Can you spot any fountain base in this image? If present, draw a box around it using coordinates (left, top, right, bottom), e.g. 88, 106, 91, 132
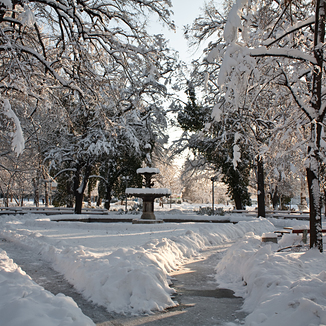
132, 218, 163, 224
126, 187, 170, 223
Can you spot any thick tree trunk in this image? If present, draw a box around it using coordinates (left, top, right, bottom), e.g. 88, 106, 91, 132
307, 164, 323, 251
257, 156, 265, 218
234, 194, 243, 210
75, 192, 83, 214
74, 164, 91, 214
307, 0, 325, 251
104, 185, 112, 210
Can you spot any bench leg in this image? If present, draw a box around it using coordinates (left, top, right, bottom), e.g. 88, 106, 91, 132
302, 229, 308, 244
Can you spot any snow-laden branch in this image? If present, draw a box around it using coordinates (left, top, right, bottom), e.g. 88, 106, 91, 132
250, 47, 317, 65
89, 175, 108, 184
53, 168, 77, 179
264, 16, 315, 48
0, 44, 83, 94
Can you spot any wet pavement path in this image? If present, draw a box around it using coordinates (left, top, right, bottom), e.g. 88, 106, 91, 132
0, 239, 246, 326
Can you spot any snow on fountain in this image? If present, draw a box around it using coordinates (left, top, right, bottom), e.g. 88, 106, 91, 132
125, 145, 171, 224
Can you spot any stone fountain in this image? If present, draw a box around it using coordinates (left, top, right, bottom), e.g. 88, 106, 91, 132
125, 145, 171, 224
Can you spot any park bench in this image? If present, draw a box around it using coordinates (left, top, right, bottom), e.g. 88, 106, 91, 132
291, 228, 326, 243
291, 228, 326, 234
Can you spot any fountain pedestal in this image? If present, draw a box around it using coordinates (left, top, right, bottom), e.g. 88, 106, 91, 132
125, 167, 171, 224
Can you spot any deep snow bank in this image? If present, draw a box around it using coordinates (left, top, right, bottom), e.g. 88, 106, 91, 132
215, 233, 326, 326
0, 250, 95, 326
0, 216, 274, 315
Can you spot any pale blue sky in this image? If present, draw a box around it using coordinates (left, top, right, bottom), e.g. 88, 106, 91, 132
150, 0, 220, 63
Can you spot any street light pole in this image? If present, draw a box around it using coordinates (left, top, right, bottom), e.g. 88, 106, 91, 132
211, 176, 218, 214
122, 176, 130, 214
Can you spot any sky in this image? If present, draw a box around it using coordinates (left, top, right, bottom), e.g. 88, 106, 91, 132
150, 0, 223, 64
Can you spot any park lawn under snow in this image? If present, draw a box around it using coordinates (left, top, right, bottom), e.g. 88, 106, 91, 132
0, 204, 324, 326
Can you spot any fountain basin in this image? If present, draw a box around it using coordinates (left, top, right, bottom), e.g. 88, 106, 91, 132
126, 188, 171, 196
136, 167, 160, 174
126, 188, 171, 223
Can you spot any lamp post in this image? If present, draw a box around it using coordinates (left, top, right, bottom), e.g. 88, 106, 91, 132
211, 176, 218, 213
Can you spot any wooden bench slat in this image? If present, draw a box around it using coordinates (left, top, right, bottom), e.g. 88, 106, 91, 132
292, 229, 326, 234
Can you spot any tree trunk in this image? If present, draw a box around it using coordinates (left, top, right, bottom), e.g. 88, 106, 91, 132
75, 192, 83, 214
44, 181, 49, 207
234, 194, 243, 210
324, 189, 326, 218
32, 178, 40, 207
74, 164, 91, 214
306, 0, 325, 251
257, 156, 266, 218
271, 185, 279, 210
104, 185, 112, 210
307, 164, 323, 251
67, 181, 74, 208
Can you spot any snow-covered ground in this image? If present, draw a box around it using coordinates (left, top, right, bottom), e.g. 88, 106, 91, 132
0, 203, 324, 326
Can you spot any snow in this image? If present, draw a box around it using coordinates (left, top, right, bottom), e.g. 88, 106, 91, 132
212, 103, 222, 121
233, 144, 241, 169
0, 0, 11, 9
2, 99, 25, 156
263, 16, 315, 47
0, 250, 93, 326
215, 232, 326, 326
224, 0, 248, 43
18, 5, 35, 27
136, 167, 160, 174
0, 204, 325, 325
125, 187, 171, 195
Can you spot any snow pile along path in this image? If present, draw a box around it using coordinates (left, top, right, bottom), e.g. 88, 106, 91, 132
0, 215, 275, 316
215, 232, 326, 326
0, 249, 95, 326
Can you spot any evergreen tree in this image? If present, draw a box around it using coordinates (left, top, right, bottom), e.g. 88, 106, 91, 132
177, 83, 252, 209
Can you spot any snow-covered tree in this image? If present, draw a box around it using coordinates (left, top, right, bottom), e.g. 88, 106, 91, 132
0, 0, 176, 96
187, 0, 324, 250
218, 0, 324, 250
183, 2, 293, 217
0, 0, 180, 212
180, 159, 230, 205
153, 152, 182, 198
